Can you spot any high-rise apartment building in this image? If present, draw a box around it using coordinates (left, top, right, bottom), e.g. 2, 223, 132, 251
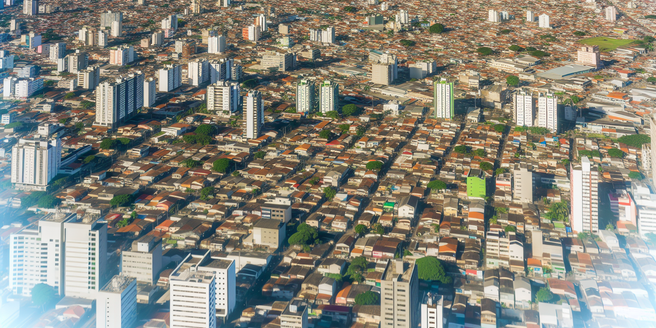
23, 0, 37, 15
111, 20, 122, 37
281, 300, 308, 328
77, 65, 100, 90
433, 79, 454, 119
67, 51, 88, 74
3, 77, 43, 99
369, 52, 398, 85
9, 212, 75, 296
651, 115, 656, 181
100, 11, 122, 28
381, 260, 419, 328
64, 216, 107, 299
261, 51, 296, 72
243, 91, 263, 139
161, 14, 178, 32
243, 25, 260, 41
633, 181, 656, 236
143, 77, 157, 107
319, 80, 339, 114
408, 60, 436, 79
605, 6, 617, 22
208, 35, 226, 54
11, 135, 61, 190
571, 157, 599, 233
255, 14, 267, 32
577, 46, 600, 68
158, 64, 182, 92
95, 72, 145, 129
396, 9, 409, 24
49, 42, 66, 62
207, 81, 240, 114
513, 165, 534, 203
209, 59, 231, 83
488, 10, 500, 22
526, 10, 534, 22
537, 92, 558, 132
151, 32, 164, 47
97, 274, 137, 328
538, 14, 550, 28
309, 27, 335, 44
170, 252, 217, 328
514, 90, 534, 127
98, 30, 108, 48
197, 256, 236, 325
190, 0, 202, 14
421, 293, 443, 328
296, 80, 315, 114
121, 235, 162, 285
109, 46, 135, 66
189, 60, 210, 86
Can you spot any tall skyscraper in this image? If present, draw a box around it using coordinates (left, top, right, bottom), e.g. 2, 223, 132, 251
64, 216, 108, 299
207, 81, 240, 114
189, 60, 210, 86
514, 90, 534, 127
97, 274, 137, 328
571, 157, 599, 233
577, 46, 600, 68
243, 91, 263, 139
95, 72, 145, 129
100, 11, 122, 28
296, 80, 315, 114
9, 212, 76, 296
143, 77, 157, 107
208, 35, 226, 54
605, 6, 617, 22
11, 136, 61, 190
538, 14, 550, 28
158, 64, 182, 92
170, 252, 217, 328
319, 80, 339, 114
381, 260, 419, 328
23, 0, 37, 15
109, 46, 135, 66
433, 79, 454, 119
537, 92, 558, 132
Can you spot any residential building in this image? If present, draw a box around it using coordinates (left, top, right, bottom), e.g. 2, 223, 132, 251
109, 46, 135, 66
190, 0, 201, 14
605, 6, 617, 22
77, 66, 100, 90
296, 79, 315, 114
67, 51, 88, 73
281, 300, 308, 328
260, 203, 292, 224
488, 10, 500, 22
209, 59, 231, 83
161, 14, 178, 32
11, 135, 61, 190
121, 235, 162, 285
396, 9, 409, 24
319, 80, 339, 114
1, 51, 14, 70
158, 64, 182, 92
526, 11, 534, 22
96, 274, 137, 328
513, 165, 533, 203
433, 79, 454, 119
608, 189, 636, 225
632, 181, 656, 236
467, 169, 487, 199
208, 35, 226, 54
98, 30, 108, 48
252, 219, 285, 250
100, 11, 122, 28
577, 46, 600, 69
207, 81, 240, 114
514, 90, 534, 127
64, 217, 108, 299
408, 60, 436, 79
421, 293, 443, 328
538, 14, 550, 28
261, 51, 296, 72
255, 14, 267, 32
49, 42, 66, 62
1, 112, 15, 124
23, 0, 37, 15
243, 25, 260, 42
189, 60, 210, 86
143, 77, 157, 107
9, 212, 76, 296
243, 91, 263, 139
537, 92, 558, 132
381, 260, 418, 328
3, 77, 43, 99
571, 157, 599, 233
370, 52, 397, 85
95, 72, 145, 129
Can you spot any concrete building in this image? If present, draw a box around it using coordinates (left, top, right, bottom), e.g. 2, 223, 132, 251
100, 11, 122, 28
488, 10, 500, 22
632, 182, 656, 236
255, 14, 268, 32
9, 212, 76, 296
281, 300, 308, 328
97, 274, 137, 328
538, 14, 550, 28
319, 80, 339, 114
190, 0, 201, 14
209, 59, 230, 83
207, 81, 240, 114
98, 30, 108, 48
77, 66, 100, 90
513, 165, 534, 203
144, 77, 157, 107
64, 217, 108, 299
197, 256, 236, 325
370, 52, 397, 85
121, 235, 162, 285
260, 203, 292, 224
537, 92, 558, 132
381, 260, 418, 328
514, 90, 534, 127
4, 77, 43, 99
11, 136, 61, 191
49, 42, 66, 62
95, 72, 145, 129
170, 252, 218, 328
243, 91, 263, 139
208, 35, 226, 54
526, 10, 534, 22
279, 24, 290, 35
189, 60, 210, 86
408, 60, 436, 79
161, 14, 178, 32
252, 219, 285, 250
243, 25, 260, 42
605, 6, 617, 22
571, 157, 599, 233
433, 79, 454, 119
261, 51, 296, 72
467, 169, 487, 199
396, 9, 409, 24
421, 293, 443, 328
158, 64, 182, 92
67, 51, 88, 74
577, 46, 601, 69
23, 0, 37, 15
296, 79, 315, 114
109, 46, 135, 66
651, 116, 656, 181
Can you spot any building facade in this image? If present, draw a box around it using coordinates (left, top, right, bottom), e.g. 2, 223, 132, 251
434, 80, 454, 119
381, 260, 418, 328
96, 274, 137, 328
95, 72, 145, 129
296, 79, 315, 114
11, 136, 61, 190
514, 90, 534, 127
207, 81, 240, 114
121, 235, 162, 285
537, 92, 558, 132
64, 217, 108, 299
571, 157, 599, 233
319, 80, 339, 114
158, 64, 182, 92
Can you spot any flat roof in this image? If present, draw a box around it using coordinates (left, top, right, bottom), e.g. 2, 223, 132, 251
537, 65, 595, 80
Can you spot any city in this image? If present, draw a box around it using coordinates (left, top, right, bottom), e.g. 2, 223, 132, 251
0, 0, 655, 327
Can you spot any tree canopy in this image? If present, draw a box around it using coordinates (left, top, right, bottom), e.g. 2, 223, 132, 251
354, 224, 367, 236
355, 291, 380, 305
416, 256, 452, 284
31, 283, 57, 309
544, 201, 569, 222
325, 111, 340, 119
477, 47, 493, 56
254, 151, 266, 159
535, 287, 554, 303
319, 129, 332, 139
200, 187, 215, 200
506, 75, 519, 86
427, 180, 447, 191
429, 23, 444, 34
195, 124, 216, 136
37, 195, 61, 208
618, 134, 650, 148
505, 225, 517, 232
494, 124, 505, 133
480, 162, 493, 171
629, 171, 644, 180
288, 223, 319, 246
323, 186, 337, 200
607, 148, 624, 158
213, 158, 232, 173
342, 104, 359, 116
110, 194, 133, 207
509, 45, 523, 51
366, 160, 383, 171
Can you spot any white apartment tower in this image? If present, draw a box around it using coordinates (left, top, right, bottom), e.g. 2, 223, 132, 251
538, 14, 550, 28
23, 0, 37, 15
64, 217, 108, 299
161, 14, 178, 32
197, 257, 236, 324
189, 60, 210, 86
433, 80, 454, 119
11, 136, 62, 190
158, 64, 182, 92
98, 30, 108, 48
111, 20, 123, 37
421, 294, 443, 328
537, 92, 558, 132
67, 51, 88, 74
577, 46, 601, 69
144, 78, 157, 108
488, 10, 500, 22
207, 81, 240, 114
95, 72, 145, 129
247, 25, 260, 42
121, 235, 163, 285
513, 165, 534, 203
296, 80, 315, 114
322, 27, 335, 44
109, 46, 135, 66
381, 260, 419, 328
396, 10, 409, 24
100, 11, 123, 28
514, 90, 534, 127
605, 6, 617, 22
170, 253, 217, 328
571, 157, 599, 233
256, 14, 268, 32
77, 66, 100, 90
97, 274, 137, 328
208, 35, 226, 54
209, 59, 231, 83
526, 11, 534, 22
319, 80, 339, 114
9, 212, 76, 296
243, 91, 264, 139
49, 42, 66, 62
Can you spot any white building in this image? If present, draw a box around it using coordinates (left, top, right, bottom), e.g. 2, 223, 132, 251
77, 66, 100, 90
161, 14, 178, 32
488, 10, 500, 22
515, 90, 534, 127
632, 182, 656, 236
189, 60, 210, 86
110, 20, 123, 37
571, 157, 599, 233
197, 257, 236, 325
651, 116, 656, 181
209, 59, 232, 83
243, 91, 263, 139
513, 165, 534, 203
100, 11, 122, 28
97, 274, 137, 328
158, 64, 182, 92
207, 81, 240, 114
109, 46, 135, 66
49, 42, 66, 62
433, 79, 454, 119
144, 77, 157, 107
95, 72, 145, 129
396, 9, 409, 24
408, 60, 436, 80
64, 217, 107, 299
151, 32, 164, 47
98, 30, 108, 48
67, 51, 88, 74
537, 92, 558, 132
208, 35, 226, 54
319, 80, 339, 114
11, 136, 61, 190
421, 293, 443, 328
4, 77, 43, 99
170, 252, 217, 328
245, 24, 261, 42
605, 6, 617, 22
538, 14, 550, 28
256, 14, 267, 32
9, 212, 76, 296
121, 235, 163, 285
526, 11, 534, 22
296, 79, 315, 114
23, 0, 37, 15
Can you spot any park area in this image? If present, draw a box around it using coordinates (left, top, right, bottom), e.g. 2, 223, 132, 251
579, 37, 636, 52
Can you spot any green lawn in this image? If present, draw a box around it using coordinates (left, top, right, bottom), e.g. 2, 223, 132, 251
579, 37, 636, 52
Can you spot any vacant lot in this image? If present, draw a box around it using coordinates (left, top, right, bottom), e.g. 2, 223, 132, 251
579, 37, 636, 52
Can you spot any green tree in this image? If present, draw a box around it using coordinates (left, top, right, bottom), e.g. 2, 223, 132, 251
454, 145, 468, 154
99, 139, 116, 149
545, 201, 569, 222
343, 6, 356, 12
608, 148, 624, 158
213, 158, 232, 173
506, 75, 519, 87
473, 149, 487, 157
570, 95, 580, 103
323, 186, 337, 200
495, 168, 507, 175
182, 158, 201, 168
416, 256, 452, 284
618, 134, 650, 148
366, 160, 383, 171
195, 124, 216, 136
647, 77, 656, 84
606, 223, 615, 231
254, 151, 266, 159
427, 180, 447, 192
342, 104, 359, 116
200, 186, 215, 200
505, 225, 517, 232
494, 124, 505, 133
355, 291, 380, 305
374, 223, 385, 235
535, 287, 554, 303
509, 45, 523, 51
319, 129, 332, 140
477, 47, 493, 56
64, 92, 75, 99
354, 224, 367, 236
31, 283, 57, 310
37, 195, 61, 208
326, 273, 343, 282
288, 223, 319, 246
326, 111, 340, 119
338, 124, 351, 133
356, 126, 367, 137
574, 31, 586, 36
82, 155, 95, 164
629, 171, 644, 180
480, 162, 493, 171
429, 23, 444, 34
81, 101, 95, 109
400, 39, 416, 47
241, 79, 258, 88
530, 50, 549, 58
110, 194, 133, 207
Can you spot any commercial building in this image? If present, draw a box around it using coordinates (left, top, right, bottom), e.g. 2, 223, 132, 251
296, 80, 315, 114
9, 212, 76, 296
577, 46, 601, 69
261, 51, 296, 72
158, 64, 182, 92
513, 165, 534, 203
571, 157, 599, 233
467, 169, 487, 199
97, 274, 137, 328
95, 72, 145, 129
319, 80, 339, 114
77, 66, 100, 90
381, 260, 419, 328
243, 91, 263, 139
281, 300, 309, 328
514, 90, 534, 127
433, 79, 454, 119
121, 235, 162, 285
252, 219, 285, 250
207, 81, 240, 114
537, 92, 558, 132
421, 293, 443, 328
64, 216, 108, 299
197, 257, 236, 325
11, 135, 61, 190
633, 181, 656, 236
